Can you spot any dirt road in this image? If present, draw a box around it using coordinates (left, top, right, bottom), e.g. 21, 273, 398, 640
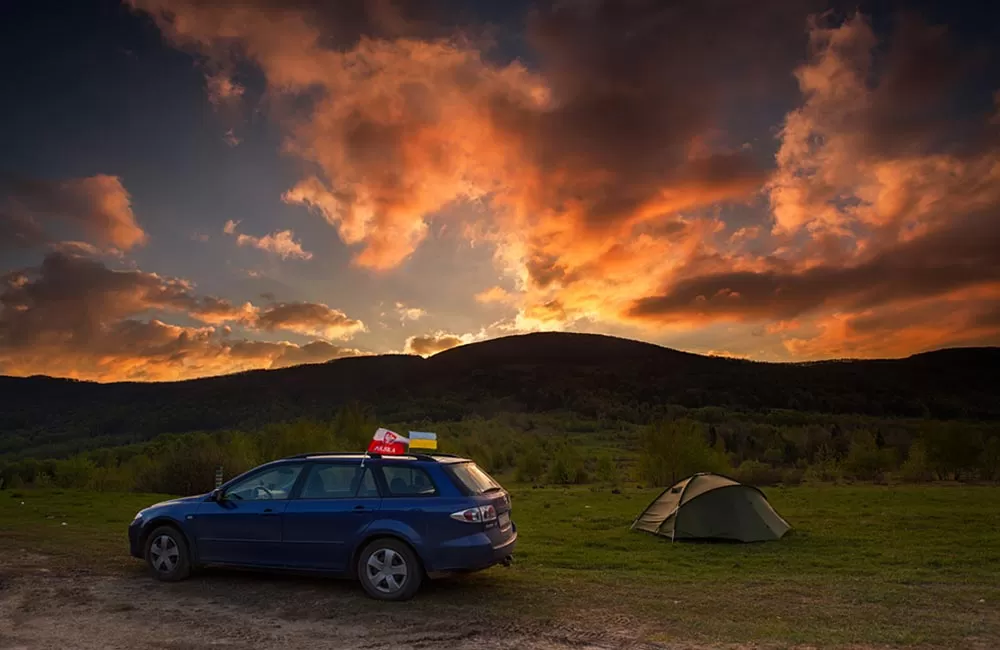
0, 554, 664, 650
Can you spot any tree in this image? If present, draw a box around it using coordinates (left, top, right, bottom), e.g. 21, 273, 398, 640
981, 436, 1000, 482
899, 440, 933, 482
843, 431, 894, 481
595, 455, 621, 487
921, 423, 984, 480
333, 402, 378, 451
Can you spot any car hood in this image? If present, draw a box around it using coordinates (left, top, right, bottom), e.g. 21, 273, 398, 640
145, 494, 207, 510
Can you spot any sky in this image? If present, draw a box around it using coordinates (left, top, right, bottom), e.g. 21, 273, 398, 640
1, 0, 1000, 382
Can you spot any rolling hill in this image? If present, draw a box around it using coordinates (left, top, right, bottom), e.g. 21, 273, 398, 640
2, 332, 999, 458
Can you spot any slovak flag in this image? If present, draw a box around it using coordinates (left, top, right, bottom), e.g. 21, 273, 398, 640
367, 427, 409, 455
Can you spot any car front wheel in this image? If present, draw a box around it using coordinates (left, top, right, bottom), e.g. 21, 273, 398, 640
357, 538, 422, 601
144, 525, 191, 582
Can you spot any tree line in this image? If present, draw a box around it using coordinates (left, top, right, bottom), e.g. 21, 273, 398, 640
1, 404, 997, 494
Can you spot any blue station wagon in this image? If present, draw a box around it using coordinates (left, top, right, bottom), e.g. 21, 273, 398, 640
128, 452, 517, 600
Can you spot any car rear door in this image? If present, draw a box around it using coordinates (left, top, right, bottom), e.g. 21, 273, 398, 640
280, 462, 382, 572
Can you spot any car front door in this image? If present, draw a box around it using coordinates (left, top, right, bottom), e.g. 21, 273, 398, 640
281, 462, 382, 572
193, 463, 305, 566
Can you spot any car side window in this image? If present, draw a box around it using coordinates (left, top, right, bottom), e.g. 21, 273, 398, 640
381, 466, 437, 497
299, 465, 380, 499
225, 464, 303, 501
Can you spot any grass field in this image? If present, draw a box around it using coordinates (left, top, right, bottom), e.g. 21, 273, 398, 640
2, 484, 999, 648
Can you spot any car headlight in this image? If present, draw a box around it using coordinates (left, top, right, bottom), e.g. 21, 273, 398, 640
133, 510, 145, 521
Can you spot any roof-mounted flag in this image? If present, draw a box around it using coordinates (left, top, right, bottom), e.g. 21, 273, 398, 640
409, 431, 437, 450
368, 427, 409, 455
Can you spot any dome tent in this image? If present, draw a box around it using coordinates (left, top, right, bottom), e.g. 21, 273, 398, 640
631, 473, 790, 542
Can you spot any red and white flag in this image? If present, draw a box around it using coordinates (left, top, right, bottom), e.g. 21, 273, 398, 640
367, 427, 409, 455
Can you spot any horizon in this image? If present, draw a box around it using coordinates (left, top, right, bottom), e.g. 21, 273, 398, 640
3, 0, 1000, 381
3, 330, 997, 385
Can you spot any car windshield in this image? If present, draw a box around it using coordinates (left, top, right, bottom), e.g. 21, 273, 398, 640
448, 462, 502, 495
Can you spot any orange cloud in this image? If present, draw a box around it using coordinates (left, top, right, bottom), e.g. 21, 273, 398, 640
255, 302, 365, 340
475, 286, 513, 305
394, 302, 425, 322
0, 251, 366, 381
129, 0, 785, 318
129, 2, 1000, 360
626, 12, 1000, 351
1, 174, 147, 252
236, 230, 312, 260
223, 220, 312, 260
783, 287, 1000, 360
403, 331, 479, 356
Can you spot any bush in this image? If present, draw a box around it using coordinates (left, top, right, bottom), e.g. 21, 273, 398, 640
899, 440, 933, 482
781, 467, 804, 486
546, 446, 588, 484
595, 455, 621, 486
981, 436, 1000, 482
515, 444, 545, 483
51, 457, 96, 489
638, 419, 728, 486
843, 431, 895, 481
734, 460, 782, 486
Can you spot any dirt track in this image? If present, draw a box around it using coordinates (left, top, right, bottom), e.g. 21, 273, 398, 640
0, 554, 664, 650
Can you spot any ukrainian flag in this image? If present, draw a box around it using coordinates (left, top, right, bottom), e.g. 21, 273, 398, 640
408, 431, 437, 450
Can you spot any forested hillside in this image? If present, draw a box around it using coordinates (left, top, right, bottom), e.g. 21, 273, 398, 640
2, 332, 999, 459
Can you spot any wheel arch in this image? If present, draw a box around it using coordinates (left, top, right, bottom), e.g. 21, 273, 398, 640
141, 517, 197, 563
350, 532, 425, 579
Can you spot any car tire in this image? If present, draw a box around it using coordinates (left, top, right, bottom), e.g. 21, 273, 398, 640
144, 525, 191, 582
357, 538, 423, 601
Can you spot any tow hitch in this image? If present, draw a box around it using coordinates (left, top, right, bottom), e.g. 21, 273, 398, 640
501, 555, 514, 567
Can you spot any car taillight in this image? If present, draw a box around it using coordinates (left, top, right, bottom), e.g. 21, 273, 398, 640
450, 505, 497, 523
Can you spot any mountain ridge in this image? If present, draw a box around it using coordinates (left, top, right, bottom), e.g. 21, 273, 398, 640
2, 332, 999, 459
2, 331, 994, 387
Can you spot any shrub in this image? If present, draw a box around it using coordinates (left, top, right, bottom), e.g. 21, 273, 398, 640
51, 457, 96, 489
638, 419, 728, 486
981, 436, 1000, 482
515, 444, 545, 483
734, 460, 782, 486
546, 446, 588, 484
899, 440, 933, 482
595, 455, 622, 486
781, 467, 804, 486
843, 431, 895, 481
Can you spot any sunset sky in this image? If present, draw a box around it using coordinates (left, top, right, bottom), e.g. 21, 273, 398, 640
2, 0, 1000, 382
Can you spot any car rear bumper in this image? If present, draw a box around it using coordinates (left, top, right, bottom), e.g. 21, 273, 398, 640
428, 524, 517, 574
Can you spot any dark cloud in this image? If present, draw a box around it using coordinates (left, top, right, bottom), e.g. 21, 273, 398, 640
629, 210, 1000, 322
491, 0, 818, 231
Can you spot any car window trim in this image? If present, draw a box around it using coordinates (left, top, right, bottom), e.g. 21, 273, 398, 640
293, 461, 382, 500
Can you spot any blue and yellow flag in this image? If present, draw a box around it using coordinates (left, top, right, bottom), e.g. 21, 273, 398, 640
408, 431, 437, 450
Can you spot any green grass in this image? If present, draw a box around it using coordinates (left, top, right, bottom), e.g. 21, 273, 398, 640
2, 485, 999, 648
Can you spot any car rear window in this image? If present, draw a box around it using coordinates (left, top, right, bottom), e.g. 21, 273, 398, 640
381, 466, 437, 496
447, 462, 502, 495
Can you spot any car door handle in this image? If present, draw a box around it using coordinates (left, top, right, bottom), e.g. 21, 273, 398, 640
262, 508, 278, 516
353, 505, 370, 512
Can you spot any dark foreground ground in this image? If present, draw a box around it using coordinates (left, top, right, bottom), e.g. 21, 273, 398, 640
0, 551, 664, 650
2, 486, 999, 649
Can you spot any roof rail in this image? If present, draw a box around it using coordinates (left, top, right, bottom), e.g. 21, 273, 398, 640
282, 451, 458, 461
281, 451, 465, 462
282, 451, 382, 460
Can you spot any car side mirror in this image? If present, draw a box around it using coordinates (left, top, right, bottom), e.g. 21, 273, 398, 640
210, 488, 223, 502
